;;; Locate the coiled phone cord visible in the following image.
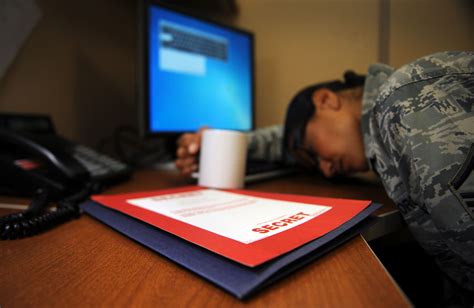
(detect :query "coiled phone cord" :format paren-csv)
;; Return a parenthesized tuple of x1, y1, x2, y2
(0, 182, 99, 240)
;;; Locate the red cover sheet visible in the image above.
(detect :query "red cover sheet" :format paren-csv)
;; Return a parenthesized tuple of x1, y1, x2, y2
(92, 186, 371, 267)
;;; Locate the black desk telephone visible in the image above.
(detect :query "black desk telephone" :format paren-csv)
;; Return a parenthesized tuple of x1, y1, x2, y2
(0, 113, 132, 239)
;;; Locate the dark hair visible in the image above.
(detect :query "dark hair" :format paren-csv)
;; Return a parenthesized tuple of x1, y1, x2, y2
(282, 71, 366, 162)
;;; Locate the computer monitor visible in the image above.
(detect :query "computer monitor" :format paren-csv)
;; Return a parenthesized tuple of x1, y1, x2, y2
(139, 1, 254, 136)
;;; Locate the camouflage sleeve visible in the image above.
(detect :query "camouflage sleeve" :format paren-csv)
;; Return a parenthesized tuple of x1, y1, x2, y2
(247, 125, 284, 162)
(377, 70, 474, 291)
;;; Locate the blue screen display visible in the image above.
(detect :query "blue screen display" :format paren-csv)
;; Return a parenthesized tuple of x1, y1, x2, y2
(148, 5, 253, 132)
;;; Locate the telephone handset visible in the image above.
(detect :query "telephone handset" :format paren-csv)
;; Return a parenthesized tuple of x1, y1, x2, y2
(0, 129, 90, 199)
(0, 113, 132, 239)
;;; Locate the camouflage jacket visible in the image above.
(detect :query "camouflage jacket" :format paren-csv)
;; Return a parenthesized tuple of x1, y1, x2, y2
(247, 125, 284, 162)
(361, 51, 474, 291)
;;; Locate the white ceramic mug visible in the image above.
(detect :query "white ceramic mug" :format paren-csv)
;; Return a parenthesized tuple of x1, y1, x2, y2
(198, 129, 248, 189)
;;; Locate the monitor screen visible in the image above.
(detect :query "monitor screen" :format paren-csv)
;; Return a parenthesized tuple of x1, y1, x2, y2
(139, 2, 254, 135)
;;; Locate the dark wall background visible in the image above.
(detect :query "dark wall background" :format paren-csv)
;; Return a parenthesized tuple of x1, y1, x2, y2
(0, 0, 237, 150)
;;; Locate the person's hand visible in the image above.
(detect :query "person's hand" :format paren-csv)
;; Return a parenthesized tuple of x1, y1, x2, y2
(175, 127, 207, 175)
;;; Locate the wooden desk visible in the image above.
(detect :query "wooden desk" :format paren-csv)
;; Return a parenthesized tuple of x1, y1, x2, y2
(0, 170, 410, 307)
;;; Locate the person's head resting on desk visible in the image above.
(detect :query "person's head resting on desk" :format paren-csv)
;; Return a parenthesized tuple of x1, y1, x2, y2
(283, 71, 368, 178)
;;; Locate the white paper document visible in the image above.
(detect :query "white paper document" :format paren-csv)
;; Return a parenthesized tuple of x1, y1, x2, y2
(128, 189, 331, 244)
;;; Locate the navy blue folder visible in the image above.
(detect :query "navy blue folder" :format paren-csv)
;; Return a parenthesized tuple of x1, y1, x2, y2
(81, 200, 381, 299)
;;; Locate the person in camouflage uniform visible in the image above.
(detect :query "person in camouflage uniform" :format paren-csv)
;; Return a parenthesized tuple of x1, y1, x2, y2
(175, 51, 474, 299)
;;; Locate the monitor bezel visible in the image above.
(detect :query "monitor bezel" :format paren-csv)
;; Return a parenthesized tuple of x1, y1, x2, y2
(138, 0, 255, 137)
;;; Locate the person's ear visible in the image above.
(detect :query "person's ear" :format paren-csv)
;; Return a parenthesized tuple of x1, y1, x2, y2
(312, 88, 341, 111)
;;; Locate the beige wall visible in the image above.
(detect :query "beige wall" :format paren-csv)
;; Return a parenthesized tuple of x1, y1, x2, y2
(235, 0, 379, 127)
(389, 0, 474, 67)
(0, 0, 473, 145)
(236, 0, 474, 127)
